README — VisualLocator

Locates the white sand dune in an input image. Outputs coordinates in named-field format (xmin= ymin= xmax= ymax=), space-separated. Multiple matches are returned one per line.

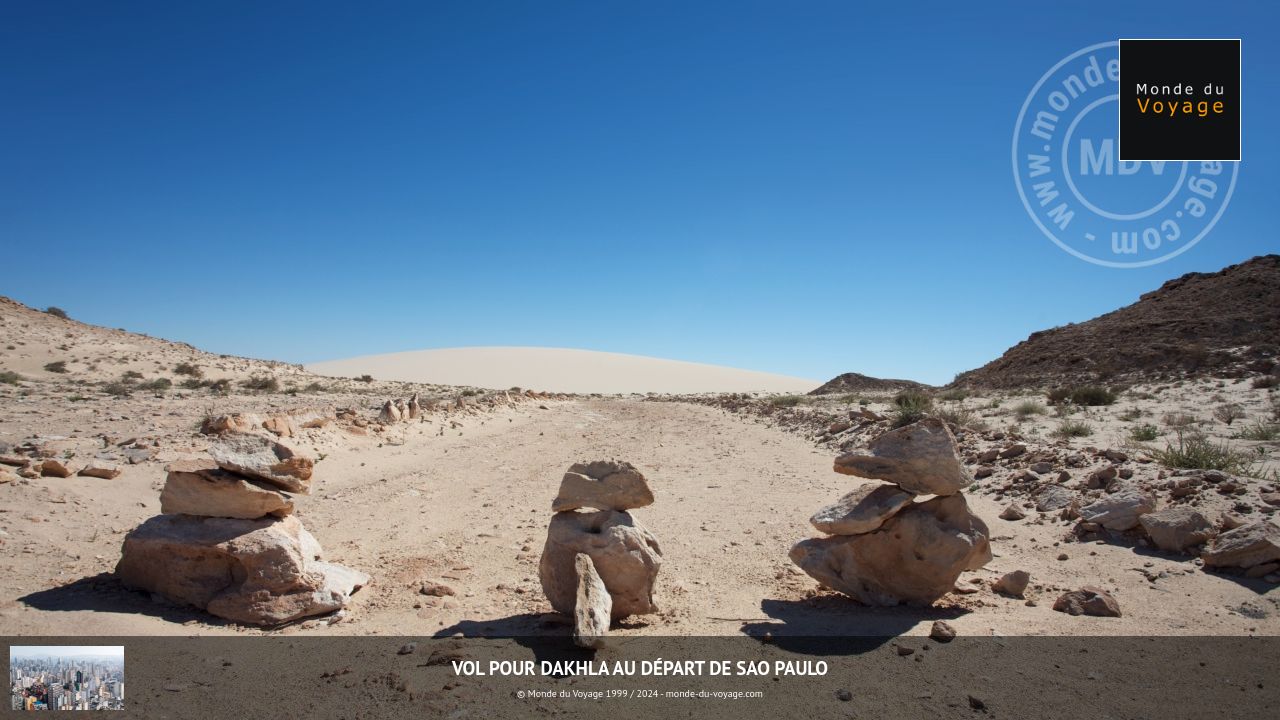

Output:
xmin=306 ymin=347 xmax=820 ymax=394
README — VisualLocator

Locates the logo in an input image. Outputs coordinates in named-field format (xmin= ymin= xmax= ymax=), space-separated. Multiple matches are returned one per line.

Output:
xmin=1012 ymin=41 xmax=1238 ymax=268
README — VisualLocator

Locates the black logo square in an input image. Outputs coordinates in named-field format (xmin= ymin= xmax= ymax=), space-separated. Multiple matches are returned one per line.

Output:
xmin=1119 ymin=39 xmax=1240 ymax=161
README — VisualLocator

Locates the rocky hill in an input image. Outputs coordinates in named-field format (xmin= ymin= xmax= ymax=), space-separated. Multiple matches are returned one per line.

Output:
xmin=808 ymin=372 xmax=929 ymax=396
xmin=952 ymin=254 xmax=1280 ymax=389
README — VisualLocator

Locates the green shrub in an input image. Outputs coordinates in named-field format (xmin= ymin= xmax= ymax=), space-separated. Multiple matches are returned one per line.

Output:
xmin=892 ymin=390 xmax=933 ymax=427
xmin=1052 ymin=419 xmax=1094 ymax=438
xmin=936 ymin=388 xmax=970 ymax=402
xmin=122 ymin=370 xmax=144 ymax=380
xmin=141 ymin=377 xmax=172 ymax=392
xmin=102 ymin=381 xmax=131 ymax=397
xmin=1236 ymin=420 xmax=1280 ymax=442
xmin=1070 ymin=386 xmax=1116 ymax=406
xmin=1163 ymin=412 xmax=1197 ymax=429
xmin=0 ymin=370 xmax=21 ymax=385
xmin=1149 ymin=431 xmax=1257 ymax=474
xmin=937 ymin=404 xmax=987 ymax=431
xmin=241 ymin=375 xmax=279 ymax=392
xmin=1118 ymin=407 xmax=1144 ymax=421
xmin=174 ymin=362 xmax=203 ymax=378
xmin=44 ymin=360 xmax=68 ymax=374
xmin=1129 ymin=423 xmax=1160 ymax=442
xmin=44 ymin=306 xmax=68 ymax=319
xmin=1046 ymin=387 xmax=1071 ymax=405
xmin=769 ymin=395 xmax=805 ymax=408
xmin=1013 ymin=400 xmax=1047 ymax=418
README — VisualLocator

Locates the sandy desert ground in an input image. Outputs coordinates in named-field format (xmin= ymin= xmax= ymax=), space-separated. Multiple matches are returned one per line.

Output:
xmin=1 ymin=297 xmax=1277 ymax=641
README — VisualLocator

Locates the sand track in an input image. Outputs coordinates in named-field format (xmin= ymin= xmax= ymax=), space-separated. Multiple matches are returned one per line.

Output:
xmin=1 ymin=399 xmax=1275 ymax=637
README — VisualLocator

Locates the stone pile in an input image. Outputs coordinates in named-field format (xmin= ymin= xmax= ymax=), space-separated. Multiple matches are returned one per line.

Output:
xmin=115 ymin=432 xmax=368 ymax=626
xmin=538 ymin=460 xmax=662 ymax=648
xmin=790 ymin=417 xmax=992 ymax=606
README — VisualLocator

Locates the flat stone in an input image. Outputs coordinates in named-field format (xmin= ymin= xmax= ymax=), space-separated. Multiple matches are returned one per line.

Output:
xmin=809 ymin=483 xmax=913 ymax=535
xmin=552 ymin=460 xmax=654 ymax=513
xmin=78 ymin=461 xmax=123 ymax=479
xmin=160 ymin=458 xmax=294 ymax=519
xmin=833 ymin=418 xmax=969 ymax=496
xmin=1138 ymin=507 xmax=1215 ymax=553
xmin=208 ymin=433 xmax=313 ymax=494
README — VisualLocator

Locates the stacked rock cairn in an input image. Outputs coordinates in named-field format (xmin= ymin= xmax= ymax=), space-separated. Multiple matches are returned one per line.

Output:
xmin=790 ymin=417 xmax=992 ymax=606
xmin=538 ymin=460 xmax=662 ymax=648
xmin=115 ymin=432 xmax=368 ymax=626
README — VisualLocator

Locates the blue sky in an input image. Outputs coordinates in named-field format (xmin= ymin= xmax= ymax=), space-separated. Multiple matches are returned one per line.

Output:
xmin=1 ymin=1 xmax=1275 ymax=385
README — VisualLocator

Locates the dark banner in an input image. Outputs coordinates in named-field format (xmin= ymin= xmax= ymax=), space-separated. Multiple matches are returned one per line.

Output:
xmin=7 ymin=636 xmax=1277 ymax=718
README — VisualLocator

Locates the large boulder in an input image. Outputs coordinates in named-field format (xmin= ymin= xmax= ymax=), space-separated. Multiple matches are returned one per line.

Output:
xmin=832 ymin=418 xmax=969 ymax=496
xmin=552 ymin=460 xmax=654 ymax=513
xmin=1202 ymin=521 xmax=1280 ymax=570
xmin=572 ymin=553 xmax=611 ymax=649
xmin=115 ymin=514 xmax=367 ymax=625
xmin=789 ymin=494 xmax=992 ymax=606
xmin=159 ymin=459 xmax=294 ymax=519
xmin=539 ymin=510 xmax=662 ymax=619
xmin=1139 ymin=507 xmax=1215 ymax=553
xmin=208 ymin=433 xmax=313 ymax=494
xmin=1078 ymin=488 xmax=1155 ymax=531
xmin=809 ymin=483 xmax=913 ymax=535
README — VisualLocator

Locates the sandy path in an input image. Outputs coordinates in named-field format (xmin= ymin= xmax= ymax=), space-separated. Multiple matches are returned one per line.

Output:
xmin=1 ymin=399 xmax=1275 ymax=637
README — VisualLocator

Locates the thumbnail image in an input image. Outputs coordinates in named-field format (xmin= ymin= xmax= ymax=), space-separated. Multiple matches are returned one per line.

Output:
xmin=10 ymin=646 xmax=124 ymax=711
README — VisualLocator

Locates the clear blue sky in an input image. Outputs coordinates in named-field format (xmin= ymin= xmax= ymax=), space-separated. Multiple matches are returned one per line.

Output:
xmin=1 ymin=1 xmax=1275 ymax=385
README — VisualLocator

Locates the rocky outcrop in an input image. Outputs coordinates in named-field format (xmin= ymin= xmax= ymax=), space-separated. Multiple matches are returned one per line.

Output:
xmin=539 ymin=460 xmax=662 ymax=647
xmin=116 ymin=434 xmax=365 ymax=626
xmin=791 ymin=418 xmax=991 ymax=606
xmin=1139 ymin=507 xmax=1215 ymax=553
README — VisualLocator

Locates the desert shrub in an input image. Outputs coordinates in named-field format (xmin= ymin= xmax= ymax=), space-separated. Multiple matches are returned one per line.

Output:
xmin=892 ymin=389 xmax=933 ymax=427
xmin=44 ymin=360 xmax=68 ymax=373
xmin=174 ymin=362 xmax=203 ymax=378
xmin=1149 ymin=431 xmax=1257 ymax=474
xmin=44 ymin=306 xmax=68 ymax=319
xmin=937 ymin=404 xmax=987 ymax=431
xmin=985 ymin=398 xmax=1002 ymax=409
xmin=241 ymin=375 xmax=279 ymax=392
xmin=769 ymin=395 xmax=805 ymax=408
xmin=1163 ymin=412 xmax=1197 ymax=429
xmin=1052 ymin=419 xmax=1094 ymax=438
xmin=936 ymin=388 xmax=970 ymax=402
xmin=1013 ymin=400 xmax=1046 ymax=419
xmin=122 ymin=370 xmax=144 ymax=380
xmin=1212 ymin=403 xmax=1246 ymax=426
xmin=304 ymin=381 xmax=327 ymax=393
xmin=1251 ymin=375 xmax=1279 ymax=390
xmin=208 ymin=378 xmax=232 ymax=394
xmin=1236 ymin=420 xmax=1280 ymax=442
xmin=1129 ymin=423 xmax=1160 ymax=442
xmin=102 ymin=381 xmax=131 ymax=397
xmin=1118 ymin=407 xmax=1144 ymax=421
xmin=1046 ymin=387 xmax=1071 ymax=405
xmin=1070 ymin=386 xmax=1116 ymax=406
xmin=0 ymin=370 xmax=21 ymax=385
xmin=358 ymin=374 xmax=374 ymax=383
xmin=461 ymin=389 xmax=480 ymax=397
xmin=141 ymin=377 xmax=172 ymax=392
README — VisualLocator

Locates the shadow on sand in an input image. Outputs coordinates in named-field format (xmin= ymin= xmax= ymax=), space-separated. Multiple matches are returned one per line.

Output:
xmin=18 ymin=572 xmax=235 ymax=627
xmin=738 ymin=596 xmax=971 ymax=655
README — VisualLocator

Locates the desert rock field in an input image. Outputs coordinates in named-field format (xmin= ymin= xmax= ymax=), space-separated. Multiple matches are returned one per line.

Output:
xmin=1 ymin=293 xmax=1277 ymax=640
